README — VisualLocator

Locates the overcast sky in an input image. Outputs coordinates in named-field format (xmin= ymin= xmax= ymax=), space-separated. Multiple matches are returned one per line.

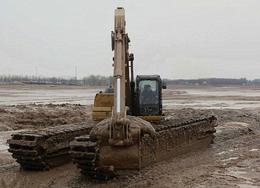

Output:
xmin=1 ymin=0 xmax=260 ymax=79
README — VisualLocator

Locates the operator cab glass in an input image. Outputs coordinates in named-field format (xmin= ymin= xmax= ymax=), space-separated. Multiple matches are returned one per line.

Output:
xmin=138 ymin=80 xmax=159 ymax=116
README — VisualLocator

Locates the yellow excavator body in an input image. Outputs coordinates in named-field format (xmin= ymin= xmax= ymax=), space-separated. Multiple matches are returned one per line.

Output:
xmin=92 ymin=92 xmax=163 ymax=121
xmin=92 ymin=92 xmax=113 ymax=121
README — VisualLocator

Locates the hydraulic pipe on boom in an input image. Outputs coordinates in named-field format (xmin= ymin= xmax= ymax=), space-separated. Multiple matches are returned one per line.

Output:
xmin=113 ymin=7 xmax=126 ymax=118
xmin=109 ymin=7 xmax=132 ymax=146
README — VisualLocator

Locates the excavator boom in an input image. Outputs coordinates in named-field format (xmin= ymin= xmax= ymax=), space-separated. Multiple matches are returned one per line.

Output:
xmin=112 ymin=7 xmax=127 ymax=119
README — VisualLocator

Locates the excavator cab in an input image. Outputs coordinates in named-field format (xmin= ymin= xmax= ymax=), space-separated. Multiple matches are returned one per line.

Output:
xmin=135 ymin=75 xmax=165 ymax=119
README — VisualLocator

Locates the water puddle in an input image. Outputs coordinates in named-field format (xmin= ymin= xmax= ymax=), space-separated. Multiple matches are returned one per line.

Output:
xmin=163 ymin=100 xmax=260 ymax=110
xmin=226 ymin=167 xmax=259 ymax=188
xmin=223 ymin=122 xmax=250 ymax=128
xmin=221 ymin=157 xmax=239 ymax=162
xmin=0 ymin=129 xmax=29 ymax=152
xmin=216 ymin=149 xmax=235 ymax=155
xmin=249 ymin=149 xmax=259 ymax=152
xmin=0 ymin=88 xmax=99 ymax=106
xmin=213 ymin=166 xmax=260 ymax=188
xmin=0 ymin=141 xmax=9 ymax=151
xmin=216 ymin=151 xmax=229 ymax=155
xmin=237 ymin=184 xmax=259 ymax=188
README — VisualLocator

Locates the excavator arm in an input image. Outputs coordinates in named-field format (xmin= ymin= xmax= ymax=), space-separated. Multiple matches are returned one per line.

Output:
xmin=111 ymin=7 xmax=127 ymax=119
xmin=109 ymin=8 xmax=133 ymax=146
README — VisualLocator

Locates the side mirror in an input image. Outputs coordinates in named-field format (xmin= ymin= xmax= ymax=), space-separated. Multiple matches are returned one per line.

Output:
xmin=162 ymin=82 xmax=167 ymax=89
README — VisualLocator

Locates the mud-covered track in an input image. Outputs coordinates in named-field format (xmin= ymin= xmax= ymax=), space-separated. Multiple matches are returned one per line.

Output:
xmin=8 ymin=122 xmax=97 ymax=170
xmin=70 ymin=135 xmax=118 ymax=180
xmin=141 ymin=115 xmax=217 ymax=167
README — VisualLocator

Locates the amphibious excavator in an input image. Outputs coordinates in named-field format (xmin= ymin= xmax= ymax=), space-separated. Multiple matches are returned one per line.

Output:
xmin=8 ymin=7 xmax=217 ymax=177
xmin=70 ymin=8 xmax=218 ymax=179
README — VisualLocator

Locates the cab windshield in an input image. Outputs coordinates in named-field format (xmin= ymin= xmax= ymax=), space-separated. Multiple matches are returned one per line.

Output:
xmin=138 ymin=80 xmax=159 ymax=115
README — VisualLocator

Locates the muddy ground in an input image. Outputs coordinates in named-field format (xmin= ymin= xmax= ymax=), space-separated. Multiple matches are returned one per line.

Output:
xmin=0 ymin=84 xmax=259 ymax=188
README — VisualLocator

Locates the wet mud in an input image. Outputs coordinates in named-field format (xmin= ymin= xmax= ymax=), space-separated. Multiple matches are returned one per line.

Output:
xmin=0 ymin=84 xmax=259 ymax=188
xmin=0 ymin=104 xmax=92 ymax=130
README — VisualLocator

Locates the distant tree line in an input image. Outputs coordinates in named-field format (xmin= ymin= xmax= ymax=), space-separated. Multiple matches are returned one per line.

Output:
xmin=0 ymin=74 xmax=74 ymax=84
xmin=0 ymin=74 xmax=113 ymax=86
xmin=82 ymin=75 xmax=113 ymax=86
xmin=163 ymin=78 xmax=260 ymax=86
xmin=248 ymin=79 xmax=260 ymax=86
xmin=1 ymin=74 xmax=260 ymax=86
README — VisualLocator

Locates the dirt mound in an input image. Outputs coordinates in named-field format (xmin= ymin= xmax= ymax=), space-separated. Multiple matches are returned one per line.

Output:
xmin=0 ymin=104 xmax=92 ymax=130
